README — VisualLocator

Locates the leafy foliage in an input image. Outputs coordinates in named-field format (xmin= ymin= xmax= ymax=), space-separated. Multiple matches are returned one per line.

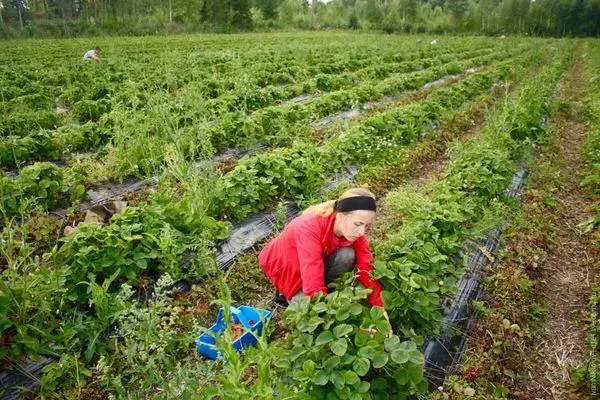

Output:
xmin=277 ymin=287 xmax=427 ymax=399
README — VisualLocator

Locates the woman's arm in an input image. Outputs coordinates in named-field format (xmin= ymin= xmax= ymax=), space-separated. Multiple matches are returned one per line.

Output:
xmin=353 ymin=236 xmax=384 ymax=307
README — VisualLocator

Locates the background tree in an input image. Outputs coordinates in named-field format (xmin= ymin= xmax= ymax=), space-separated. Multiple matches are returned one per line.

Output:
xmin=201 ymin=0 xmax=231 ymax=27
xmin=231 ymin=0 xmax=252 ymax=29
xmin=256 ymin=0 xmax=279 ymax=20
xmin=0 ymin=0 xmax=599 ymax=37
xmin=357 ymin=0 xmax=384 ymax=27
xmin=278 ymin=0 xmax=309 ymax=27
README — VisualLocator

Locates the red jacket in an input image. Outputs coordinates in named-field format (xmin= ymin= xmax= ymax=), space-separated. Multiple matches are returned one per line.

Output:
xmin=258 ymin=212 xmax=384 ymax=307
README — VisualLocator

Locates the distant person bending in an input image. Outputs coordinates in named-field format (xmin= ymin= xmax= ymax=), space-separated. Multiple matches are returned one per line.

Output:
xmin=83 ymin=47 xmax=100 ymax=63
xmin=259 ymin=188 xmax=391 ymax=332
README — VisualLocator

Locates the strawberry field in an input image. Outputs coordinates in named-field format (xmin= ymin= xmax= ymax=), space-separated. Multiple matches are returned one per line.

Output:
xmin=0 ymin=33 xmax=595 ymax=399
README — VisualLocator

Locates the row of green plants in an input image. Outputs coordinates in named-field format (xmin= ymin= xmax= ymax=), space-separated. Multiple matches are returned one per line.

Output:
xmin=209 ymin=46 xmax=525 ymax=152
xmin=0 ymin=122 xmax=110 ymax=169
xmin=0 ymin=40 xmax=494 ymax=177
xmin=77 ymin=43 xmax=502 ymax=180
xmin=375 ymin=49 xmax=570 ymax=339
xmin=1 ymin=37 xmax=487 ymax=129
xmin=192 ymin=46 xmax=493 ymax=121
xmin=0 ymin=155 xmax=228 ymax=369
xmin=212 ymin=51 xmax=538 ymax=221
xmin=79 ymin=44 xmax=513 ymax=182
xmin=0 ymin=45 xmax=490 ymax=169
xmin=0 ymin=46 xmax=516 ymax=218
xmin=0 ymin=162 xmax=87 ymax=218
xmin=428 ymin=42 xmax=596 ymax=400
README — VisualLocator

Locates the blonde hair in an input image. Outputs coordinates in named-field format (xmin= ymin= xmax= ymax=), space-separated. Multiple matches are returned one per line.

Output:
xmin=302 ymin=188 xmax=376 ymax=216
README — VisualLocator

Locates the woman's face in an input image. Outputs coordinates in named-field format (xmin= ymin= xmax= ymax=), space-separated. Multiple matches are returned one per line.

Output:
xmin=334 ymin=210 xmax=376 ymax=242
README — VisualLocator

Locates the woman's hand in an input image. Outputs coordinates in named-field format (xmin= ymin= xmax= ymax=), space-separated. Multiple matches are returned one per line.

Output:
xmin=382 ymin=310 xmax=393 ymax=338
xmin=360 ymin=309 xmax=393 ymax=338
xmin=359 ymin=326 xmax=378 ymax=337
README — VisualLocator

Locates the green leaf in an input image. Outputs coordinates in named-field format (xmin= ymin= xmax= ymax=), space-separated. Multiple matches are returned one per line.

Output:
xmin=307 ymin=316 xmax=324 ymax=332
xmin=353 ymin=357 xmax=370 ymax=376
xmin=409 ymin=350 xmax=424 ymax=364
xmin=333 ymin=324 xmax=353 ymax=338
xmin=313 ymin=302 xmax=328 ymax=314
xmin=372 ymin=351 xmax=389 ymax=368
xmin=315 ymin=331 xmax=334 ymax=346
xmin=335 ymin=308 xmax=350 ymax=321
xmin=375 ymin=320 xmax=390 ymax=335
xmin=395 ymin=363 xmax=424 ymax=385
xmin=370 ymin=306 xmax=384 ymax=320
xmin=303 ymin=360 xmax=316 ymax=375
xmin=275 ymin=358 xmax=291 ymax=369
xmin=314 ymin=370 xmax=329 ymax=386
xmin=390 ymin=349 xmax=409 ymax=364
xmin=408 ymin=277 xmax=420 ymax=288
xmin=355 ymin=381 xmax=370 ymax=394
xmin=73 ymin=184 xmax=86 ymax=197
xmin=323 ymin=355 xmax=341 ymax=371
xmin=135 ymin=258 xmax=148 ymax=269
xmin=340 ymin=354 xmax=356 ymax=365
xmin=357 ymin=345 xmax=376 ymax=360
xmin=293 ymin=333 xmax=314 ymax=348
xmin=398 ymin=340 xmax=417 ymax=351
xmin=330 ymin=371 xmax=345 ymax=390
xmin=342 ymin=370 xmax=360 ymax=386
xmin=330 ymin=338 xmax=348 ymax=356
xmin=384 ymin=336 xmax=400 ymax=352
xmin=354 ymin=331 xmax=370 ymax=347
xmin=349 ymin=303 xmax=363 ymax=315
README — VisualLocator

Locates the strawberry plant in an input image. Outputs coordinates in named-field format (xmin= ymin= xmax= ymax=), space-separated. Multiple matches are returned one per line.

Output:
xmin=0 ymin=163 xmax=86 ymax=216
xmin=0 ymin=110 xmax=61 ymax=138
xmin=213 ymin=146 xmax=326 ymax=219
xmin=277 ymin=286 xmax=427 ymax=399
xmin=55 ymin=204 xmax=196 ymax=302
xmin=73 ymin=99 xmax=112 ymax=122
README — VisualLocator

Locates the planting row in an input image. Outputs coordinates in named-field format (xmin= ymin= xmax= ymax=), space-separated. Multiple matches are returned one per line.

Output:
xmin=1 ymin=38 xmax=492 ymax=137
xmin=0 ymin=46 xmax=494 ymax=169
xmin=209 ymin=46 xmax=526 ymax=152
xmin=0 ymin=48 xmax=523 ymax=220
xmin=91 ymin=44 xmax=525 ymax=183
xmin=212 ymin=50 xmax=541 ymax=221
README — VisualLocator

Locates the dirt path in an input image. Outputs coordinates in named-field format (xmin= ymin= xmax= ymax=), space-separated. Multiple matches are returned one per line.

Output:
xmin=520 ymin=48 xmax=598 ymax=400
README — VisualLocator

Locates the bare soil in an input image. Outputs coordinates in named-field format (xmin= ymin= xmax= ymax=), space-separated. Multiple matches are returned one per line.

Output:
xmin=517 ymin=50 xmax=598 ymax=400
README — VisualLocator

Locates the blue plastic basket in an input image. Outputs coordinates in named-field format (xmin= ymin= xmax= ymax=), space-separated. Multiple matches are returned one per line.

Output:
xmin=195 ymin=305 xmax=272 ymax=360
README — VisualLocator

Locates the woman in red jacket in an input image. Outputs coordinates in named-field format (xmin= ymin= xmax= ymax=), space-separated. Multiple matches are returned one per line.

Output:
xmin=259 ymin=188 xmax=386 ymax=311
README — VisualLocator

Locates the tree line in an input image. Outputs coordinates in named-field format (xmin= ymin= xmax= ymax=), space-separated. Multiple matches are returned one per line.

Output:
xmin=0 ymin=0 xmax=598 ymax=38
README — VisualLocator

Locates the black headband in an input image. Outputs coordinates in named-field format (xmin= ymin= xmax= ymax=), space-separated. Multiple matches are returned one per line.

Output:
xmin=334 ymin=196 xmax=376 ymax=212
